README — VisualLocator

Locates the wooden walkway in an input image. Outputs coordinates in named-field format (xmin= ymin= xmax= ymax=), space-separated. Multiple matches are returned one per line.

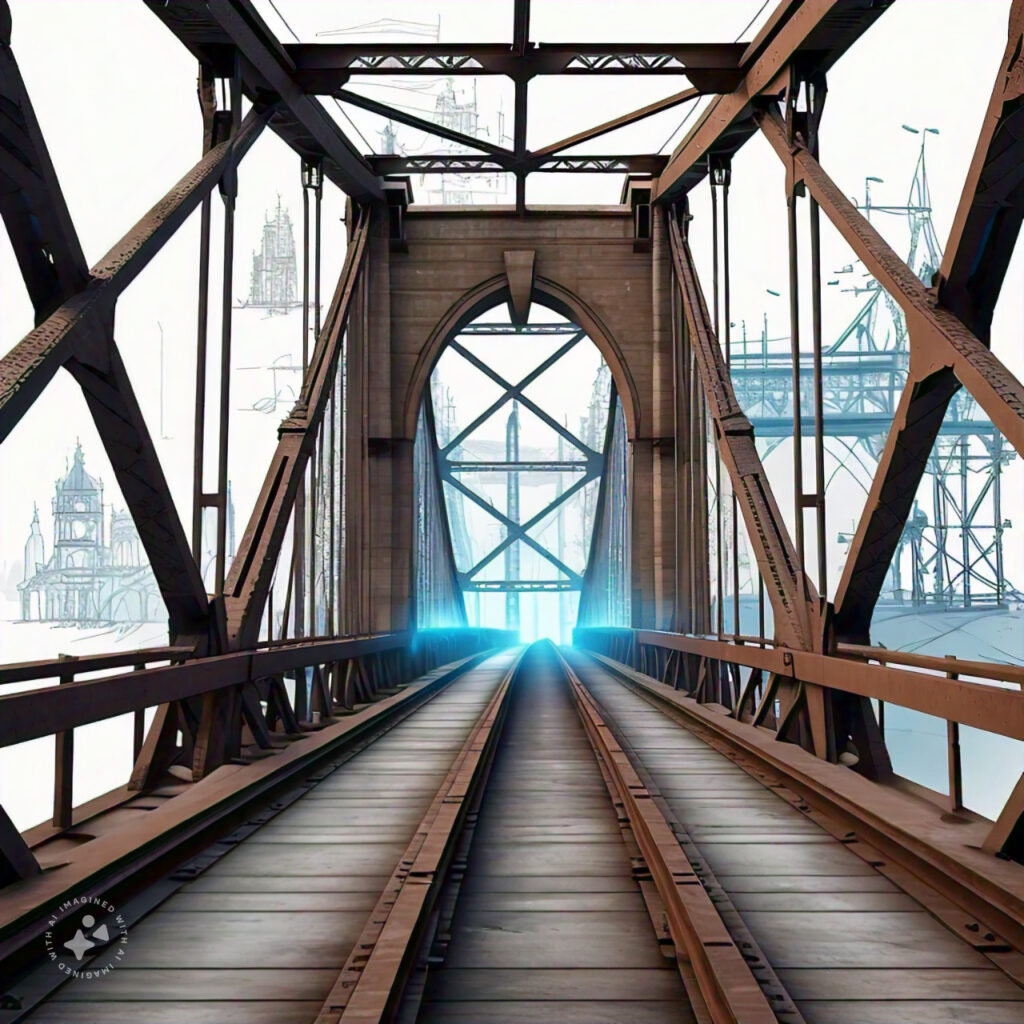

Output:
xmin=568 ymin=649 xmax=1024 ymax=1024
xmin=19 ymin=642 xmax=1024 ymax=1024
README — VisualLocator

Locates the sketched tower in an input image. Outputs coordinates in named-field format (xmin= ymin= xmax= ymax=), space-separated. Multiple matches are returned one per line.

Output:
xmin=51 ymin=441 xmax=104 ymax=619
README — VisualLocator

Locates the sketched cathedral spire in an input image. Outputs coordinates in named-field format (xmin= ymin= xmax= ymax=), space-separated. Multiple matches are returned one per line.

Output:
xmin=241 ymin=195 xmax=300 ymax=312
xmin=17 ymin=442 xmax=162 ymax=625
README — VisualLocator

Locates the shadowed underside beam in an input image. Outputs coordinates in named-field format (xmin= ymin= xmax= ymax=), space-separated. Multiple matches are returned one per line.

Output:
xmin=143 ymin=0 xmax=384 ymax=204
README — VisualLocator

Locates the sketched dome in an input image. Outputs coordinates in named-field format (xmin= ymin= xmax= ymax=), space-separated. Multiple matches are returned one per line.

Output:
xmin=60 ymin=441 xmax=102 ymax=494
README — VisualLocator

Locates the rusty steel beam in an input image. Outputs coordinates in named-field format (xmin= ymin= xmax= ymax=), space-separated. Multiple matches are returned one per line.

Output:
xmin=0 ymin=1 xmax=89 ymax=319
xmin=370 ymin=154 xmax=668 ymax=176
xmin=758 ymin=106 xmax=1024 ymax=456
xmin=337 ymin=89 xmax=512 ymax=159
xmin=564 ymin=653 xmax=778 ymax=1024
xmin=0 ymin=108 xmax=267 ymax=443
xmin=939 ymin=0 xmax=1024 ymax=343
xmin=668 ymin=214 xmax=821 ymax=652
xmin=596 ymin=628 xmax=1024 ymax=742
xmin=653 ymin=0 xmax=893 ymax=203
xmin=827 ymin=2 xmax=1024 ymax=638
xmin=815 ymin=3 xmax=1024 ymax=640
xmin=0 ymin=17 xmax=272 ymax=645
xmin=755 ymin=105 xmax=1024 ymax=640
xmin=319 ymin=653 xmax=521 ymax=1023
xmin=533 ymin=86 xmax=699 ymax=158
xmin=0 ymin=631 xmax=433 ymax=750
xmin=67 ymin=343 xmax=217 ymax=644
xmin=285 ymin=41 xmax=746 ymax=86
xmin=830 ymin=368 xmax=961 ymax=641
xmin=223 ymin=208 xmax=370 ymax=650
xmin=824 ymin=0 xmax=1024 ymax=638
xmin=143 ymin=0 xmax=384 ymax=204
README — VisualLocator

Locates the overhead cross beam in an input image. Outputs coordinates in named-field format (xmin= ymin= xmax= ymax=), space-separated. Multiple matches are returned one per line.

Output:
xmin=370 ymin=155 xmax=668 ymax=176
xmin=284 ymin=42 xmax=746 ymax=86
xmin=143 ymin=0 xmax=384 ymax=203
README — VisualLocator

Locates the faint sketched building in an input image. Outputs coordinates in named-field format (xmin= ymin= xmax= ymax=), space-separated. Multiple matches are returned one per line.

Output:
xmin=199 ymin=481 xmax=236 ymax=592
xmin=17 ymin=443 xmax=163 ymax=624
xmin=246 ymin=197 xmax=300 ymax=311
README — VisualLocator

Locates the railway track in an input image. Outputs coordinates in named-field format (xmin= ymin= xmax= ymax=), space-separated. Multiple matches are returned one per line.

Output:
xmin=5 ymin=642 xmax=1024 ymax=1023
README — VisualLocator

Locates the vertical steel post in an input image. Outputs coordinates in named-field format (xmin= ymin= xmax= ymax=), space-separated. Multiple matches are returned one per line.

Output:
xmin=720 ymin=160 xmax=740 ymax=639
xmin=309 ymin=166 xmax=323 ymax=636
xmin=786 ymin=82 xmax=806 ymax=572
xmin=808 ymin=75 xmax=828 ymax=597
xmin=214 ymin=65 xmax=241 ymax=594
xmin=710 ymin=170 xmax=724 ymax=637
xmin=192 ymin=69 xmax=216 ymax=567
xmin=293 ymin=162 xmax=313 ymax=639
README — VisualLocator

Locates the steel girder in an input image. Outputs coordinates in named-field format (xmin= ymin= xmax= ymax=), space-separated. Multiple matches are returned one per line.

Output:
xmin=284 ymin=42 xmax=746 ymax=86
xmin=224 ymin=207 xmax=370 ymax=649
xmin=755 ymin=103 xmax=1024 ymax=642
xmin=0 ymin=11 xmax=271 ymax=648
xmin=143 ymin=0 xmax=384 ymax=204
xmin=940 ymin=0 xmax=1024 ymax=345
xmin=653 ymin=0 xmax=895 ymax=204
xmin=668 ymin=215 xmax=822 ymax=654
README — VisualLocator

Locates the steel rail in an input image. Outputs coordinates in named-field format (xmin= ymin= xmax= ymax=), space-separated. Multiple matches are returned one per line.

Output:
xmin=0 ymin=630 xmax=514 ymax=750
xmin=0 ymin=646 xmax=194 ymax=687
xmin=318 ymin=648 xmax=525 ymax=1023
xmin=560 ymin=650 xmax=778 ymax=1024
xmin=573 ymin=645 xmax=1024 ymax=966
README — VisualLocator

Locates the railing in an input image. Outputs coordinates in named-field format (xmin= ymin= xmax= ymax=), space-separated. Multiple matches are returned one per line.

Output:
xmin=0 ymin=628 xmax=515 ymax=878
xmin=573 ymin=626 xmax=1024 ymax=858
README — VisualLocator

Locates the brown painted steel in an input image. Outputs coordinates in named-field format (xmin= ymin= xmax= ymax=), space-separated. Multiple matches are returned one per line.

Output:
xmin=563 ymin=651 xmax=778 ymax=1024
xmin=940 ymin=0 xmax=1024 ymax=343
xmin=224 ymin=208 xmax=370 ymax=649
xmin=578 ymin=627 xmax=1024 ymax=742
xmin=285 ymin=41 xmax=746 ymax=82
xmin=143 ymin=0 xmax=383 ymax=203
xmin=0 ymin=631 xmax=514 ymax=749
xmin=572 ymin=640 xmax=1024 ymax=961
xmin=653 ymin=0 xmax=893 ymax=202
xmin=668 ymin=213 xmax=822 ymax=652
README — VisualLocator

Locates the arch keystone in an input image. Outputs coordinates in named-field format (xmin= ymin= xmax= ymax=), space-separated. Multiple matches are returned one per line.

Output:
xmin=503 ymin=250 xmax=535 ymax=325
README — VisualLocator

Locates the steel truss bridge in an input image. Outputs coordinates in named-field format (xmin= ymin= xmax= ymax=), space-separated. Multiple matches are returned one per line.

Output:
xmin=1 ymin=1 xmax=1024 ymax=1021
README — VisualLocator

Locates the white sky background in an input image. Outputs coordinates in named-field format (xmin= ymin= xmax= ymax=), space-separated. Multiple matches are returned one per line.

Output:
xmin=0 ymin=1 xmax=1022 ymax=822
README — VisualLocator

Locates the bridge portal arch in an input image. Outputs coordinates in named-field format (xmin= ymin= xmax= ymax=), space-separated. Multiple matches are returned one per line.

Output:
xmin=344 ymin=204 xmax=682 ymax=638
xmin=402 ymin=273 xmax=640 ymax=442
